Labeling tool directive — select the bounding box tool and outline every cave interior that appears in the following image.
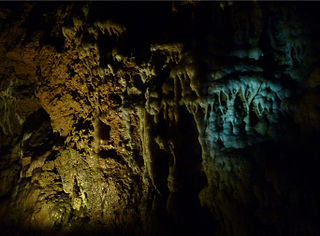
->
[0,1,320,236]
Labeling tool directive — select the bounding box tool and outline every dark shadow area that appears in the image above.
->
[165,106,215,235]
[97,120,110,141]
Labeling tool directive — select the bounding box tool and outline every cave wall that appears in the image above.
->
[0,2,320,235]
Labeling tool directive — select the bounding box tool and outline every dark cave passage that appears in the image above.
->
[165,106,212,234]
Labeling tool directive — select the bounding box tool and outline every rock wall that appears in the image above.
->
[0,2,320,235]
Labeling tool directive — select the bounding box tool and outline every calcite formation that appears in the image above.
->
[0,2,320,235]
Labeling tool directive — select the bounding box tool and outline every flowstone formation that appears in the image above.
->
[0,2,320,236]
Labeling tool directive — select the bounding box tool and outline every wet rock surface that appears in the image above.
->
[0,2,320,235]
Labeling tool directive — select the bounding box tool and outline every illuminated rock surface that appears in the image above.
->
[0,2,320,235]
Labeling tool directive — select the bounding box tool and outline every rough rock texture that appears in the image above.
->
[0,2,320,236]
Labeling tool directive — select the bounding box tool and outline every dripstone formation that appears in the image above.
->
[0,2,320,235]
